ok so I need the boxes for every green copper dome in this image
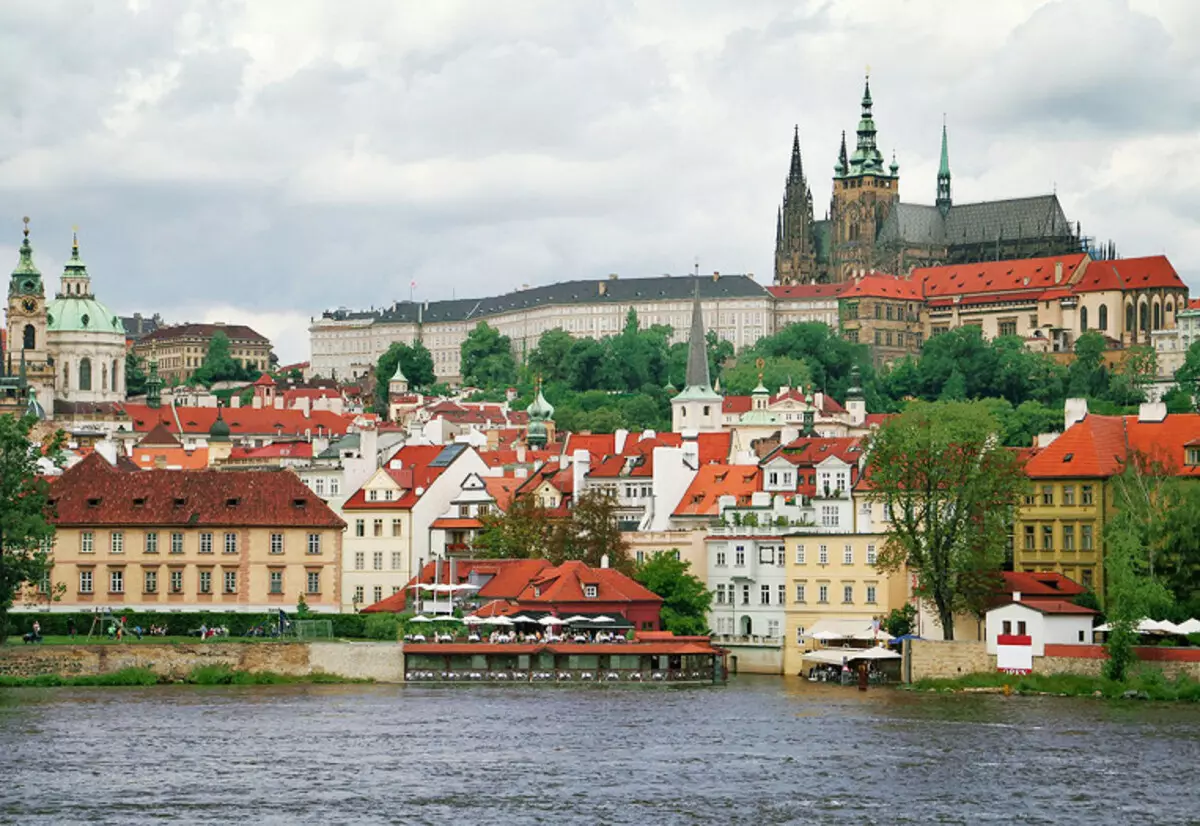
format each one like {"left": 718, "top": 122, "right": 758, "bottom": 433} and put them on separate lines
{"left": 46, "top": 296, "right": 124, "bottom": 334}
{"left": 526, "top": 387, "right": 555, "bottom": 421}
{"left": 209, "top": 407, "right": 232, "bottom": 442}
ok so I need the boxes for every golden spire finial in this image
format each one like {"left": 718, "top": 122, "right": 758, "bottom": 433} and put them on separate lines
{"left": 22, "top": 216, "right": 29, "bottom": 238}
{"left": 865, "top": 64, "right": 871, "bottom": 79}
{"left": 72, "top": 225, "right": 79, "bottom": 250}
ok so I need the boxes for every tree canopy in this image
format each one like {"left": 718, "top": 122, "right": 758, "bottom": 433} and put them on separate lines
{"left": 190, "top": 331, "right": 256, "bottom": 386}
{"left": 634, "top": 553, "right": 712, "bottom": 636}
{"left": 461, "top": 322, "right": 518, "bottom": 388}
{"left": 867, "top": 400, "right": 1025, "bottom": 639}
{"left": 373, "top": 340, "right": 435, "bottom": 416}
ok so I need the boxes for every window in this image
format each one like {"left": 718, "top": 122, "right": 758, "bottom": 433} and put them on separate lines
{"left": 391, "top": 552, "right": 402, "bottom": 570}
{"left": 373, "top": 551, "right": 383, "bottom": 571}
{"left": 716, "top": 550, "right": 726, "bottom": 567}
{"left": 1024, "top": 525, "right": 1035, "bottom": 550}
{"left": 1002, "top": 620, "right": 1012, "bottom": 635}
{"left": 144, "top": 569, "right": 157, "bottom": 593}
{"left": 1081, "top": 568, "right": 1094, "bottom": 589}
{"left": 224, "top": 571, "right": 237, "bottom": 594}
{"left": 224, "top": 532, "right": 238, "bottom": 554}
{"left": 1018, "top": 621, "right": 1027, "bottom": 636}
{"left": 79, "top": 569, "right": 93, "bottom": 594}
{"left": 776, "top": 548, "right": 786, "bottom": 566}
{"left": 999, "top": 320, "right": 1017, "bottom": 337}
{"left": 110, "top": 569, "right": 124, "bottom": 594}
{"left": 373, "top": 586, "right": 383, "bottom": 604}
{"left": 79, "top": 357, "right": 92, "bottom": 390}
{"left": 315, "top": 478, "right": 326, "bottom": 496}
{"left": 866, "top": 585, "right": 877, "bottom": 604}
{"left": 269, "top": 570, "right": 283, "bottom": 595}
{"left": 1098, "top": 305, "right": 1108, "bottom": 331}
{"left": 329, "top": 479, "right": 340, "bottom": 496}
{"left": 843, "top": 545, "right": 853, "bottom": 565}
{"left": 584, "top": 584, "right": 598, "bottom": 598}
{"left": 1023, "top": 489, "right": 1037, "bottom": 506}
{"left": 795, "top": 583, "right": 806, "bottom": 603}
{"left": 778, "top": 584, "right": 786, "bottom": 606}
{"left": 368, "top": 490, "right": 378, "bottom": 502}
{"left": 307, "top": 534, "right": 321, "bottom": 555}
{"left": 1063, "top": 525, "right": 1075, "bottom": 551}
{"left": 270, "top": 533, "right": 283, "bottom": 554}
{"left": 354, "top": 585, "right": 364, "bottom": 605}
{"left": 818, "top": 584, "right": 829, "bottom": 604}
{"left": 171, "top": 532, "right": 183, "bottom": 554}
{"left": 875, "top": 304, "right": 883, "bottom": 319}
{"left": 821, "top": 506, "right": 839, "bottom": 527}
{"left": 170, "top": 570, "right": 183, "bottom": 593}
{"left": 353, "top": 551, "right": 364, "bottom": 571}
{"left": 795, "top": 545, "right": 806, "bottom": 564}
{"left": 199, "top": 570, "right": 212, "bottom": 594}
{"left": 1082, "top": 485, "right": 1094, "bottom": 505}
{"left": 355, "top": 519, "right": 365, "bottom": 537}
{"left": 110, "top": 532, "right": 124, "bottom": 554}
{"left": 1042, "top": 486, "right": 1054, "bottom": 506}
{"left": 1042, "top": 525, "right": 1054, "bottom": 551}
{"left": 741, "top": 584, "right": 750, "bottom": 605}
{"left": 81, "top": 532, "right": 94, "bottom": 554}
{"left": 735, "top": 546, "right": 745, "bottom": 566}
{"left": 842, "top": 584, "right": 853, "bottom": 604}
{"left": 307, "top": 571, "right": 320, "bottom": 594}
{"left": 760, "top": 584, "right": 771, "bottom": 605}
{"left": 392, "top": 519, "right": 403, "bottom": 536}
{"left": 1081, "top": 524, "right": 1093, "bottom": 550}
{"left": 200, "top": 532, "right": 213, "bottom": 554}
{"left": 716, "top": 584, "right": 726, "bottom": 604}
{"left": 759, "top": 546, "right": 775, "bottom": 564}
{"left": 373, "top": 519, "right": 383, "bottom": 537}
{"left": 145, "top": 532, "right": 159, "bottom": 554}
{"left": 818, "top": 544, "right": 828, "bottom": 565}
{"left": 866, "top": 544, "right": 877, "bottom": 565}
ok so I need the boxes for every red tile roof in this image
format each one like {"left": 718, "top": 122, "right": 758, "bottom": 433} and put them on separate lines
{"left": 839, "top": 272, "right": 922, "bottom": 301}
{"left": 137, "top": 322, "right": 269, "bottom": 345}
{"left": 136, "top": 423, "right": 181, "bottom": 448}
{"left": 430, "top": 517, "right": 482, "bottom": 530}
{"left": 482, "top": 476, "right": 521, "bottom": 511}
{"left": 673, "top": 464, "right": 760, "bottom": 516}
{"left": 362, "top": 559, "right": 555, "bottom": 612}
{"left": 563, "top": 433, "right": 617, "bottom": 461}
{"left": 518, "top": 560, "right": 662, "bottom": 605}
{"left": 1070, "top": 256, "right": 1185, "bottom": 293}
{"left": 132, "top": 446, "right": 210, "bottom": 470}
{"left": 1010, "top": 599, "right": 1097, "bottom": 616}
{"left": 342, "top": 445, "right": 451, "bottom": 510}
{"left": 118, "top": 404, "right": 353, "bottom": 437}
{"left": 228, "top": 441, "right": 314, "bottom": 460}
{"left": 1188, "top": 299, "right": 1200, "bottom": 311}
{"left": 254, "top": 373, "right": 276, "bottom": 387}
{"left": 914, "top": 254, "right": 1088, "bottom": 300}
{"left": 767, "top": 283, "right": 847, "bottom": 300}
{"left": 1125, "top": 414, "right": 1200, "bottom": 477}
{"left": 1023, "top": 414, "right": 1127, "bottom": 479}
{"left": 999, "top": 571, "right": 1088, "bottom": 599}
{"left": 50, "top": 453, "right": 343, "bottom": 528}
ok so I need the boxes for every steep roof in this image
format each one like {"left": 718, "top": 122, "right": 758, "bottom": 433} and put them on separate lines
{"left": 136, "top": 423, "right": 181, "bottom": 448}
{"left": 914, "top": 253, "right": 1088, "bottom": 301}
{"left": 1023, "top": 414, "right": 1127, "bottom": 479}
{"left": 50, "top": 453, "right": 342, "bottom": 528}
{"left": 363, "top": 558, "right": 555, "bottom": 612}
{"left": 137, "top": 322, "right": 269, "bottom": 344}
{"left": 342, "top": 445, "right": 458, "bottom": 510}
{"left": 673, "top": 464, "right": 760, "bottom": 516}
{"left": 482, "top": 476, "right": 521, "bottom": 511}
{"left": 838, "top": 273, "right": 922, "bottom": 301}
{"left": 518, "top": 560, "right": 662, "bottom": 605}
{"left": 999, "top": 571, "right": 1088, "bottom": 600}
{"left": 767, "top": 283, "right": 846, "bottom": 300}
{"left": 1124, "top": 414, "right": 1200, "bottom": 477}
{"left": 118, "top": 404, "right": 353, "bottom": 437}
{"left": 1070, "top": 256, "right": 1186, "bottom": 293}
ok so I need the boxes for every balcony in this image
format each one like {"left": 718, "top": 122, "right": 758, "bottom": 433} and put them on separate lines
{"left": 709, "top": 525, "right": 797, "bottom": 538}
{"left": 445, "top": 543, "right": 471, "bottom": 555}
{"left": 713, "top": 634, "right": 783, "bottom": 648}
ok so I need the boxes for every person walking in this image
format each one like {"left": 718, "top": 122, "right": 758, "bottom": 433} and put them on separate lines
{"left": 32, "top": 620, "right": 41, "bottom": 642}
{"left": 67, "top": 617, "right": 76, "bottom": 639}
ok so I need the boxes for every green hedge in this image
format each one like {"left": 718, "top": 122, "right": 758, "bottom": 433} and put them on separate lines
{"left": 4, "top": 611, "right": 369, "bottom": 640}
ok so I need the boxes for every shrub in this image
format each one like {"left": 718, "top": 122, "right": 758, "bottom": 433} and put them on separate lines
{"left": 188, "top": 665, "right": 236, "bottom": 685}
{"left": 364, "top": 613, "right": 401, "bottom": 641}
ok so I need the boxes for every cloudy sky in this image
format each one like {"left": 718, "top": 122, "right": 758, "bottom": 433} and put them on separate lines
{"left": 3, "top": 0, "right": 1198, "bottom": 361}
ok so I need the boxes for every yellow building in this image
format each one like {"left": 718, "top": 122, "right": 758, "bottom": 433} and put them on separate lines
{"left": 133, "top": 322, "right": 272, "bottom": 384}
{"left": 781, "top": 532, "right": 907, "bottom": 675}
{"left": 41, "top": 454, "right": 343, "bottom": 612}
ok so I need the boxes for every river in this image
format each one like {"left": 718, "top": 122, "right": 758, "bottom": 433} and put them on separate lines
{"left": 1, "top": 676, "right": 1198, "bottom": 825}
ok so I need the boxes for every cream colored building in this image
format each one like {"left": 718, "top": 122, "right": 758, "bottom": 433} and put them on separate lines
{"left": 134, "top": 322, "right": 273, "bottom": 384}
{"left": 40, "top": 456, "right": 344, "bottom": 613}
{"left": 310, "top": 274, "right": 774, "bottom": 383}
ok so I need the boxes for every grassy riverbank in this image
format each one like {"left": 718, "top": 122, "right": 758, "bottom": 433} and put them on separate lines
{"left": 0, "top": 665, "right": 371, "bottom": 688}
{"left": 908, "top": 670, "right": 1200, "bottom": 701}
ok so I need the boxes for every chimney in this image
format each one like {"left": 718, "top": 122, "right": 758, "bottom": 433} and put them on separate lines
{"left": 1013, "top": 591, "right": 1022, "bottom": 604}
{"left": 252, "top": 396, "right": 263, "bottom": 410}
{"left": 781, "top": 425, "right": 799, "bottom": 445}
{"left": 273, "top": 396, "right": 284, "bottom": 410}
{"left": 516, "top": 444, "right": 527, "bottom": 464}
{"left": 712, "top": 271, "right": 719, "bottom": 281}
{"left": 1138, "top": 401, "right": 1167, "bottom": 423}
{"left": 614, "top": 428, "right": 629, "bottom": 454}
{"left": 1054, "top": 261, "right": 1063, "bottom": 284}
{"left": 231, "top": 396, "right": 240, "bottom": 409}
{"left": 600, "top": 554, "right": 610, "bottom": 569}
{"left": 572, "top": 448, "right": 590, "bottom": 497}
{"left": 1064, "top": 398, "right": 1088, "bottom": 430}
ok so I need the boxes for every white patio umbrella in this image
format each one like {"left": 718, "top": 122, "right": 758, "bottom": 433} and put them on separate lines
{"left": 590, "top": 616, "right": 615, "bottom": 623}
{"left": 462, "top": 616, "right": 485, "bottom": 625}
{"left": 1137, "top": 618, "right": 1168, "bottom": 634}
{"left": 849, "top": 646, "right": 901, "bottom": 661}
{"left": 429, "top": 584, "right": 458, "bottom": 593}
{"left": 539, "top": 616, "right": 566, "bottom": 626}
{"left": 483, "top": 616, "right": 514, "bottom": 626}
{"left": 850, "top": 628, "right": 895, "bottom": 642}
{"left": 1155, "top": 620, "right": 1186, "bottom": 635}
{"left": 409, "top": 616, "right": 434, "bottom": 623}
{"left": 508, "top": 615, "right": 538, "bottom": 623}
{"left": 562, "top": 615, "right": 592, "bottom": 623}
{"left": 455, "top": 583, "right": 481, "bottom": 592}
{"left": 431, "top": 615, "right": 462, "bottom": 622}
{"left": 407, "top": 583, "right": 436, "bottom": 590}
{"left": 1178, "top": 618, "right": 1200, "bottom": 635}
{"left": 809, "top": 630, "right": 844, "bottom": 641}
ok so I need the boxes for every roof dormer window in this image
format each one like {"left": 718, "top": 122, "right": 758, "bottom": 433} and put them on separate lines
{"left": 584, "top": 585, "right": 598, "bottom": 598}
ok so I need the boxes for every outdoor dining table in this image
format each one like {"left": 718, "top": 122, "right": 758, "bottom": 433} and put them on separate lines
{"left": 412, "top": 634, "right": 426, "bottom": 642}
{"left": 572, "top": 635, "right": 588, "bottom": 643}
{"left": 436, "top": 634, "right": 452, "bottom": 642}
{"left": 468, "top": 634, "right": 481, "bottom": 642}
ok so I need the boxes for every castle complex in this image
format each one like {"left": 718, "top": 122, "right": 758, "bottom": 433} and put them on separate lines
{"left": 774, "top": 75, "right": 1086, "bottom": 284}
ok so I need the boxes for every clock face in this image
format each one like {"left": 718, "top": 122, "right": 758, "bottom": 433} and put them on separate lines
{"left": 22, "top": 298, "right": 36, "bottom": 313}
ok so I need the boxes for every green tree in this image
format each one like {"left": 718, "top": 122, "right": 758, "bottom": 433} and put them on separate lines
{"left": 881, "top": 604, "right": 917, "bottom": 638}
{"left": 1117, "top": 346, "right": 1157, "bottom": 402}
{"left": 526, "top": 328, "right": 574, "bottom": 384}
{"left": 0, "top": 416, "right": 63, "bottom": 643}
{"left": 474, "top": 496, "right": 555, "bottom": 560}
{"left": 461, "top": 322, "right": 517, "bottom": 389}
{"left": 1067, "top": 331, "right": 1109, "bottom": 398}
{"left": 1172, "top": 340, "right": 1200, "bottom": 411}
{"left": 867, "top": 401, "right": 1025, "bottom": 639}
{"left": 721, "top": 355, "right": 813, "bottom": 395}
{"left": 634, "top": 553, "right": 712, "bottom": 635}
{"left": 125, "top": 352, "right": 148, "bottom": 398}
{"left": 191, "top": 331, "right": 253, "bottom": 386}
{"left": 373, "top": 340, "right": 436, "bottom": 416}
{"left": 551, "top": 489, "right": 634, "bottom": 574}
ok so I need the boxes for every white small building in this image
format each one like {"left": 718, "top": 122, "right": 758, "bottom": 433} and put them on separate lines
{"left": 985, "top": 598, "right": 1097, "bottom": 657}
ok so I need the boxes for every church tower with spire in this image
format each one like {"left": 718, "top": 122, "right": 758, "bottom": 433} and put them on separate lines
{"left": 773, "top": 126, "right": 819, "bottom": 285}
{"left": 671, "top": 280, "right": 723, "bottom": 433}
{"left": 936, "top": 120, "right": 952, "bottom": 217}
{"left": 828, "top": 73, "right": 900, "bottom": 281}
{"left": 6, "top": 218, "right": 55, "bottom": 413}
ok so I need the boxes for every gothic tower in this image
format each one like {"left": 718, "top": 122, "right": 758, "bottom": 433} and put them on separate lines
{"left": 829, "top": 75, "right": 901, "bottom": 281}
{"left": 773, "top": 126, "right": 818, "bottom": 285}
{"left": 671, "top": 279, "right": 722, "bottom": 433}
{"left": 6, "top": 218, "right": 55, "bottom": 413}
{"left": 936, "top": 120, "right": 952, "bottom": 218}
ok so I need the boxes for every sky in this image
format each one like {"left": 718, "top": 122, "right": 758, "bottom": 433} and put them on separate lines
{"left": 3, "top": 0, "right": 1199, "bottom": 363}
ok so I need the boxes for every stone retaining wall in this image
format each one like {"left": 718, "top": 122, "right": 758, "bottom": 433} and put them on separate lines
{"left": 0, "top": 642, "right": 405, "bottom": 683}
{"left": 909, "top": 640, "right": 1200, "bottom": 682}
{"left": 908, "top": 640, "right": 994, "bottom": 680}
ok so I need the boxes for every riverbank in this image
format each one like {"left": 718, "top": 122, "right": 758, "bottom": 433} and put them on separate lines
{"left": 908, "top": 670, "right": 1200, "bottom": 701}
{"left": 0, "top": 665, "right": 368, "bottom": 688}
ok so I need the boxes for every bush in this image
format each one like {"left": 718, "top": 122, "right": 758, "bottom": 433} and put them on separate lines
{"left": 364, "top": 613, "right": 401, "bottom": 641}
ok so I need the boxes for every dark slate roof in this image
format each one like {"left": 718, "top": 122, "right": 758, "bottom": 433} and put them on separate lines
{"left": 878, "top": 194, "right": 1072, "bottom": 248}
{"left": 121, "top": 314, "right": 160, "bottom": 340}
{"left": 322, "top": 274, "right": 768, "bottom": 323}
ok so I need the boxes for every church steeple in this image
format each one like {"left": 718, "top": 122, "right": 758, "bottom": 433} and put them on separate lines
{"left": 835, "top": 130, "right": 848, "bottom": 177}
{"left": 937, "top": 119, "right": 952, "bottom": 217}
{"left": 671, "top": 279, "right": 722, "bottom": 432}
{"left": 59, "top": 229, "right": 93, "bottom": 298}
{"left": 848, "top": 72, "right": 887, "bottom": 176}
{"left": 9, "top": 217, "right": 43, "bottom": 298}
{"left": 774, "top": 126, "right": 817, "bottom": 285}
{"left": 684, "top": 281, "right": 712, "bottom": 392}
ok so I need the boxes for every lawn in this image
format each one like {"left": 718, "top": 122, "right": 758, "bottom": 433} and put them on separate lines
{"left": 3, "top": 635, "right": 275, "bottom": 646}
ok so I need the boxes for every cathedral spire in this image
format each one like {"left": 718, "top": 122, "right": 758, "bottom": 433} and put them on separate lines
{"left": 10, "top": 217, "right": 43, "bottom": 298}
{"left": 937, "top": 118, "right": 952, "bottom": 217}
{"left": 789, "top": 125, "right": 804, "bottom": 184}
{"left": 684, "top": 279, "right": 712, "bottom": 392}
{"left": 850, "top": 71, "right": 884, "bottom": 174}
{"left": 835, "top": 130, "right": 848, "bottom": 177}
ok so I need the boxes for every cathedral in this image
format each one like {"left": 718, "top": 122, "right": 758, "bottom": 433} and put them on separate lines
{"left": 2, "top": 219, "right": 127, "bottom": 419}
{"left": 774, "top": 75, "right": 1085, "bottom": 284}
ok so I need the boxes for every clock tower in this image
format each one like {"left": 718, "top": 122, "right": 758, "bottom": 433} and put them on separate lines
{"left": 6, "top": 218, "right": 55, "bottom": 414}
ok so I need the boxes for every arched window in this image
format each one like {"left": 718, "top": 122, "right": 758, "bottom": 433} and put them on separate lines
{"left": 112, "top": 360, "right": 119, "bottom": 394}
{"left": 63, "top": 362, "right": 70, "bottom": 389}
{"left": 1080, "top": 306, "right": 1088, "bottom": 331}
{"left": 1140, "top": 302, "right": 1150, "bottom": 333}
{"left": 102, "top": 362, "right": 108, "bottom": 391}
{"left": 79, "top": 358, "right": 92, "bottom": 391}
{"left": 1098, "top": 305, "right": 1108, "bottom": 331}
{"left": 1153, "top": 301, "right": 1162, "bottom": 330}
{"left": 22, "top": 324, "right": 34, "bottom": 350}
{"left": 1126, "top": 302, "right": 1135, "bottom": 332}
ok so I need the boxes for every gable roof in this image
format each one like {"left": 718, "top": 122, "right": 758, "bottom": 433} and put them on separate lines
{"left": 118, "top": 404, "right": 353, "bottom": 437}
{"left": 137, "top": 322, "right": 269, "bottom": 345}
{"left": 673, "top": 464, "right": 760, "bottom": 516}
{"left": 136, "top": 423, "right": 181, "bottom": 448}
{"left": 1069, "top": 256, "right": 1186, "bottom": 293}
{"left": 838, "top": 273, "right": 922, "bottom": 301}
{"left": 518, "top": 560, "right": 662, "bottom": 605}
{"left": 914, "top": 253, "right": 1089, "bottom": 302}
{"left": 364, "top": 558, "right": 556, "bottom": 612}
{"left": 342, "top": 445, "right": 458, "bottom": 510}
{"left": 999, "top": 571, "right": 1088, "bottom": 600}
{"left": 1023, "top": 414, "right": 1127, "bottom": 479}
{"left": 50, "top": 453, "right": 342, "bottom": 528}
{"left": 482, "top": 476, "right": 522, "bottom": 511}
{"left": 767, "top": 283, "right": 847, "bottom": 300}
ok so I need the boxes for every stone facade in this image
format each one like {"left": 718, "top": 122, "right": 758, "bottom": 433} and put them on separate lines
{"left": 908, "top": 639, "right": 995, "bottom": 680}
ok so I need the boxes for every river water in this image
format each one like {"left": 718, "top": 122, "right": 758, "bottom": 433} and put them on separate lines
{"left": 1, "top": 676, "right": 1198, "bottom": 825}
